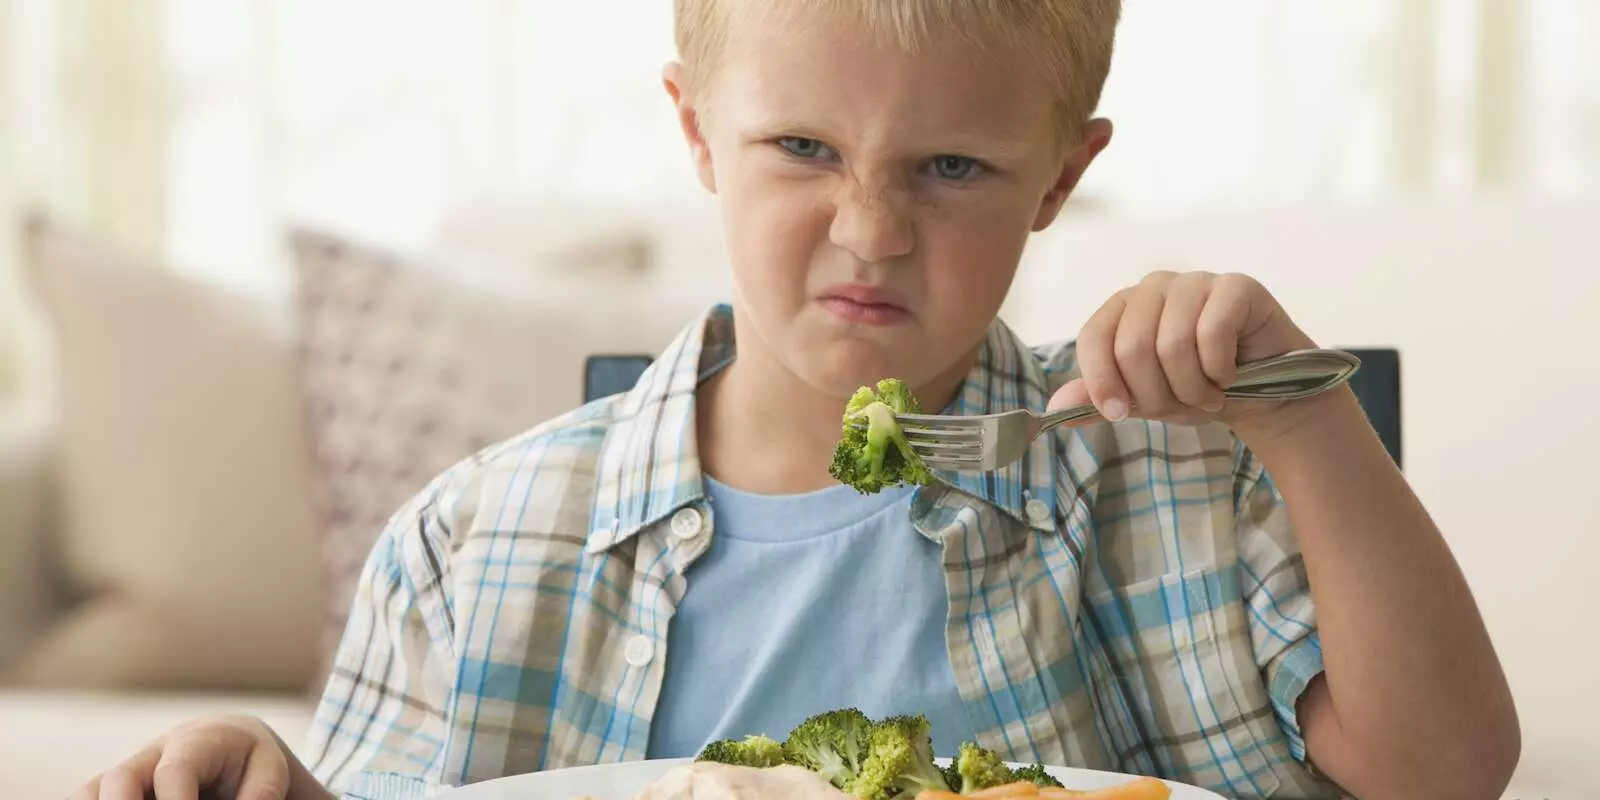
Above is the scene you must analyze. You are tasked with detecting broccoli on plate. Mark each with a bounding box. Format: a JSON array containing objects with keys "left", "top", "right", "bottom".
[
  {"left": 844, "top": 714, "right": 952, "bottom": 799},
  {"left": 951, "top": 741, "right": 1015, "bottom": 793},
  {"left": 694, "top": 734, "right": 786, "bottom": 768},
  {"left": 1010, "top": 761, "right": 1066, "bottom": 788},
  {"left": 782, "top": 708, "right": 875, "bottom": 789},
  {"left": 691, "top": 710, "right": 1078, "bottom": 797}
]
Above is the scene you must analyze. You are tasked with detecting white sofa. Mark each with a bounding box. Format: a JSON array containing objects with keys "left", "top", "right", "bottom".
[{"left": 1, "top": 197, "right": 1595, "bottom": 798}]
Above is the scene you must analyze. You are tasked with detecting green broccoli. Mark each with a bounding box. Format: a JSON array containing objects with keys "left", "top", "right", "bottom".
[
  {"left": 941, "top": 760, "right": 962, "bottom": 792},
  {"left": 695, "top": 734, "right": 786, "bottom": 768},
  {"left": 953, "top": 741, "right": 1015, "bottom": 793},
  {"left": 829, "top": 378, "right": 934, "bottom": 495},
  {"left": 782, "top": 708, "right": 875, "bottom": 789},
  {"left": 845, "top": 714, "right": 951, "bottom": 799},
  {"left": 1010, "top": 763, "right": 1065, "bottom": 788}
]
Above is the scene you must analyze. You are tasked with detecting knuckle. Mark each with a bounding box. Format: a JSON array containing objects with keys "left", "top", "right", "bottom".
[
  {"left": 72, "top": 774, "right": 103, "bottom": 799},
  {"left": 1156, "top": 330, "right": 1196, "bottom": 360},
  {"left": 1075, "top": 333, "right": 1114, "bottom": 366},
  {"left": 1113, "top": 333, "right": 1154, "bottom": 365},
  {"left": 1086, "top": 377, "right": 1123, "bottom": 402},
  {"left": 1171, "top": 382, "right": 1210, "bottom": 406},
  {"left": 1195, "top": 315, "right": 1232, "bottom": 342},
  {"left": 153, "top": 755, "right": 197, "bottom": 778},
  {"left": 1219, "top": 271, "right": 1260, "bottom": 293}
]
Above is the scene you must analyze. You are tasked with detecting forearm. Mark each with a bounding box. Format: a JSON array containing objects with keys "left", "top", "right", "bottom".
[{"left": 1234, "top": 388, "right": 1519, "bottom": 798}]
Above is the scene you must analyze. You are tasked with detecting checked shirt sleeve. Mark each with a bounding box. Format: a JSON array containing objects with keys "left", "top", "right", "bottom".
[
  {"left": 302, "top": 481, "right": 464, "bottom": 800},
  {"left": 1233, "top": 445, "right": 1327, "bottom": 764}
]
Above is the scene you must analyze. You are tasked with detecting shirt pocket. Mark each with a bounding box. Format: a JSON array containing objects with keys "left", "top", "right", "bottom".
[{"left": 1084, "top": 565, "right": 1285, "bottom": 798}]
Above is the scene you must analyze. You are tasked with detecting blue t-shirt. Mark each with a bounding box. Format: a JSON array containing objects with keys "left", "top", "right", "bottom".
[{"left": 647, "top": 477, "right": 977, "bottom": 759}]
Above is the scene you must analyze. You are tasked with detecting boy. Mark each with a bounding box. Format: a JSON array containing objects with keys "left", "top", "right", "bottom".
[{"left": 78, "top": 2, "right": 1518, "bottom": 799}]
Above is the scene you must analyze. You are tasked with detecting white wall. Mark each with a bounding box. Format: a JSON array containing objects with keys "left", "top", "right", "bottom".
[
  {"left": 1005, "top": 195, "right": 1600, "bottom": 795},
  {"left": 0, "top": 0, "right": 19, "bottom": 397}
]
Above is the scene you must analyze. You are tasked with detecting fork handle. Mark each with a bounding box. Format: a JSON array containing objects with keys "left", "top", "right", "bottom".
[{"left": 1038, "top": 348, "right": 1362, "bottom": 431}]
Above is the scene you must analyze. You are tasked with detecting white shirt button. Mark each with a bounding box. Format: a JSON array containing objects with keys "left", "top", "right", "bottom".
[
  {"left": 624, "top": 635, "right": 654, "bottom": 667},
  {"left": 670, "top": 507, "right": 704, "bottom": 540},
  {"left": 1025, "top": 498, "right": 1051, "bottom": 524},
  {"left": 585, "top": 520, "right": 619, "bottom": 554}
]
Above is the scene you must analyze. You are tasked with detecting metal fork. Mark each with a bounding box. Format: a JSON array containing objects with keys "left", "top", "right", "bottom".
[{"left": 897, "top": 348, "right": 1362, "bottom": 472}]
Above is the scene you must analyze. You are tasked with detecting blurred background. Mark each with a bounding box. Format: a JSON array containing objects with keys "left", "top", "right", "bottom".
[{"left": 0, "top": 1, "right": 1595, "bottom": 797}]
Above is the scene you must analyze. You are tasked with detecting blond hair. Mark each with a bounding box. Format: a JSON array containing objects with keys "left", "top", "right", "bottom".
[{"left": 674, "top": 0, "right": 1120, "bottom": 137}]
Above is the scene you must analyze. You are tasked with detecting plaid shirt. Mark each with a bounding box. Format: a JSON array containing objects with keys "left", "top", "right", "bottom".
[{"left": 306, "top": 304, "right": 1344, "bottom": 800}]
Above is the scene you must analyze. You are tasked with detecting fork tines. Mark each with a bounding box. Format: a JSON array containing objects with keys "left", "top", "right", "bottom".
[{"left": 901, "top": 421, "right": 984, "bottom": 468}]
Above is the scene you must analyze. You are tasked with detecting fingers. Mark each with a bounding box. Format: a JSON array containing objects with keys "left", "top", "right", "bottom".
[
  {"left": 1046, "top": 377, "right": 1091, "bottom": 413},
  {"left": 1195, "top": 272, "right": 1253, "bottom": 387},
  {"left": 70, "top": 774, "right": 101, "bottom": 800},
  {"left": 90, "top": 743, "right": 161, "bottom": 800},
  {"left": 1156, "top": 272, "right": 1227, "bottom": 412},
  {"left": 1074, "top": 290, "right": 1132, "bottom": 420},
  {"left": 233, "top": 741, "right": 293, "bottom": 800},
  {"left": 1078, "top": 270, "right": 1262, "bottom": 423},
  {"left": 70, "top": 775, "right": 96, "bottom": 800},
  {"left": 1113, "top": 273, "right": 1180, "bottom": 417},
  {"left": 77, "top": 716, "right": 294, "bottom": 800}
]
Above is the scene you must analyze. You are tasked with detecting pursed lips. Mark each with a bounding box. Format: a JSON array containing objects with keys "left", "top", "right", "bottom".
[{"left": 816, "top": 283, "right": 911, "bottom": 325}]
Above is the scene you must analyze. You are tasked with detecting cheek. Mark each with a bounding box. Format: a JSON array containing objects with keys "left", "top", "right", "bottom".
[
  {"left": 719, "top": 165, "right": 833, "bottom": 292},
  {"left": 922, "top": 207, "right": 1029, "bottom": 306}
]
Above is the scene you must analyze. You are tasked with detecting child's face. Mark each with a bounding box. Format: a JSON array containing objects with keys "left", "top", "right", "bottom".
[{"left": 668, "top": 8, "right": 1109, "bottom": 399}]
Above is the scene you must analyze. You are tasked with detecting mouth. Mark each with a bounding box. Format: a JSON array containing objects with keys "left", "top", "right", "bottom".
[{"left": 816, "top": 284, "right": 911, "bottom": 326}]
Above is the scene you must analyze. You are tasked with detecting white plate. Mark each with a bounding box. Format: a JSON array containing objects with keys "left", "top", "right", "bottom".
[{"left": 430, "top": 758, "right": 1226, "bottom": 799}]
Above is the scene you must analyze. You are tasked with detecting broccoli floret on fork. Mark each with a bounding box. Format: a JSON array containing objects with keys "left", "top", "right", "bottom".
[{"left": 828, "top": 378, "right": 934, "bottom": 494}]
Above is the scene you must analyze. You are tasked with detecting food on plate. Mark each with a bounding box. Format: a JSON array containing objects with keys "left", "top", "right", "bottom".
[
  {"left": 694, "top": 734, "right": 787, "bottom": 768},
  {"left": 703, "top": 711, "right": 946, "bottom": 799},
  {"left": 946, "top": 742, "right": 1062, "bottom": 793},
  {"left": 588, "top": 761, "right": 851, "bottom": 799},
  {"left": 829, "top": 378, "right": 934, "bottom": 494},
  {"left": 780, "top": 707, "right": 875, "bottom": 786},
  {"left": 912, "top": 776, "right": 1171, "bottom": 799},
  {"left": 677, "top": 708, "right": 1170, "bottom": 799}
]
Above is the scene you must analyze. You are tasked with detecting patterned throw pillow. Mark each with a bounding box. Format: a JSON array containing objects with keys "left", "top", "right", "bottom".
[{"left": 287, "top": 228, "right": 728, "bottom": 675}]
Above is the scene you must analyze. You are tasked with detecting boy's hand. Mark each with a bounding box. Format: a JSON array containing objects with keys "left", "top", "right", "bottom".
[
  {"left": 73, "top": 714, "right": 331, "bottom": 800},
  {"left": 1050, "top": 270, "right": 1321, "bottom": 439}
]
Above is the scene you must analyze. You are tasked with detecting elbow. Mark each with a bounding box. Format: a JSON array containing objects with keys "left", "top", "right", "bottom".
[
  {"left": 1467, "top": 709, "right": 1522, "bottom": 799},
  {"left": 1373, "top": 706, "right": 1522, "bottom": 800},
  {"left": 1456, "top": 685, "right": 1523, "bottom": 798}
]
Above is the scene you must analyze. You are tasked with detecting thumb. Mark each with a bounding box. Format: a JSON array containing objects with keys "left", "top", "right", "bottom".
[{"left": 1047, "top": 377, "right": 1093, "bottom": 412}]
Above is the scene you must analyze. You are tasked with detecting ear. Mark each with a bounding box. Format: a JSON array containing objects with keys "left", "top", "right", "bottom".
[
  {"left": 663, "top": 62, "right": 717, "bottom": 193},
  {"left": 1031, "top": 117, "right": 1113, "bottom": 231}
]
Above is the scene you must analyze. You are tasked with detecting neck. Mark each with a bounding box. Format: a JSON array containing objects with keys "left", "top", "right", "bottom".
[
  {"left": 697, "top": 348, "right": 845, "bottom": 495},
  {"left": 697, "top": 317, "right": 976, "bottom": 496}
]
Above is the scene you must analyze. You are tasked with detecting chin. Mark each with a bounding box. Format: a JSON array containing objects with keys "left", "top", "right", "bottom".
[{"left": 792, "top": 337, "right": 932, "bottom": 398}]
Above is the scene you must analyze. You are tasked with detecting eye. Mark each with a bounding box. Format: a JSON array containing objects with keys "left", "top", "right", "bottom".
[
  {"left": 928, "top": 155, "right": 983, "bottom": 181},
  {"left": 777, "top": 137, "right": 834, "bottom": 160}
]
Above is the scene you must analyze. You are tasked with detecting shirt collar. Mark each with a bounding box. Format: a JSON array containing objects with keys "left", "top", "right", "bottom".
[
  {"left": 585, "top": 305, "right": 1057, "bottom": 554},
  {"left": 929, "top": 317, "right": 1060, "bottom": 532}
]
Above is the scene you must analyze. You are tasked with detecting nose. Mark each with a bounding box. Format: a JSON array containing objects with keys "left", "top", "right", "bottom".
[{"left": 828, "top": 177, "right": 914, "bottom": 263}]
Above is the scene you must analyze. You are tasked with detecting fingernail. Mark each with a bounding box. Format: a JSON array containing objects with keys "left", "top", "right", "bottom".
[
  {"left": 1204, "top": 398, "right": 1226, "bottom": 413},
  {"left": 1102, "top": 398, "right": 1129, "bottom": 421}
]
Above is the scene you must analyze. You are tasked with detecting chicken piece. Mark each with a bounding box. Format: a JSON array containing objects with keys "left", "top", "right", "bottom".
[{"left": 624, "top": 762, "right": 851, "bottom": 800}]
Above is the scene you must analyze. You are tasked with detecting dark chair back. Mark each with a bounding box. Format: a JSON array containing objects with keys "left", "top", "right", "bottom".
[
  {"left": 1340, "top": 348, "right": 1402, "bottom": 468},
  {"left": 582, "top": 347, "right": 1402, "bottom": 468}
]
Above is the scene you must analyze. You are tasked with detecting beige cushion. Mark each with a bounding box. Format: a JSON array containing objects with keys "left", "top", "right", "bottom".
[
  {"left": 13, "top": 216, "right": 323, "bottom": 691},
  {"left": 0, "top": 398, "right": 56, "bottom": 667},
  {"left": 288, "top": 228, "right": 732, "bottom": 671}
]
